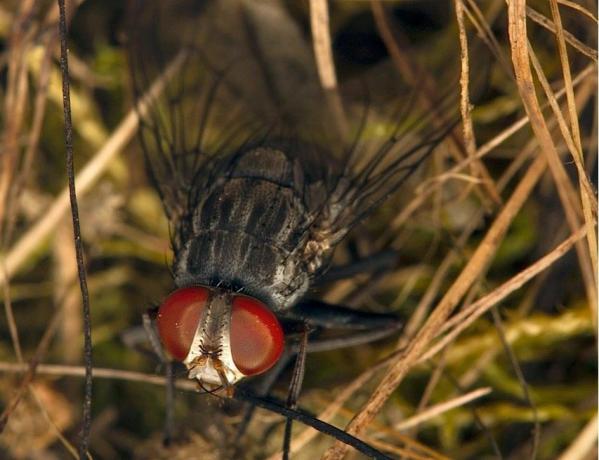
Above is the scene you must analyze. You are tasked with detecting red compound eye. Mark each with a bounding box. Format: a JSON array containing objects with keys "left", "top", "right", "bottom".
[
  {"left": 156, "top": 287, "right": 209, "bottom": 361},
  {"left": 230, "top": 295, "right": 284, "bottom": 376}
]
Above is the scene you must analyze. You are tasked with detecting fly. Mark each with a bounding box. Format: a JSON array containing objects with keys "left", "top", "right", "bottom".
[{"left": 128, "top": 0, "right": 452, "bottom": 450}]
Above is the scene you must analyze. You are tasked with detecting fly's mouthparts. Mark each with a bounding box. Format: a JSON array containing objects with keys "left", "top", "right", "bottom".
[{"left": 185, "top": 353, "right": 242, "bottom": 391}]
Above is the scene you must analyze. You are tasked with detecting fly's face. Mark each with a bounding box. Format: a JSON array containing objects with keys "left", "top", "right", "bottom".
[{"left": 156, "top": 286, "right": 284, "bottom": 388}]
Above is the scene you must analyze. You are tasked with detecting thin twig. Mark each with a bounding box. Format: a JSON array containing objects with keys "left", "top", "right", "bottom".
[
  {"left": 57, "top": 1, "right": 93, "bottom": 456},
  {"left": 0, "top": 362, "right": 392, "bottom": 460}
]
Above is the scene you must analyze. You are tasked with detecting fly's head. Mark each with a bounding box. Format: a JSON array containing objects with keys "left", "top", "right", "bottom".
[{"left": 156, "top": 287, "right": 284, "bottom": 391}]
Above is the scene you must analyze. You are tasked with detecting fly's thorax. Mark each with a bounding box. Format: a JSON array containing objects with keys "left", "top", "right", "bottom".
[{"left": 173, "top": 143, "right": 343, "bottom": 311}]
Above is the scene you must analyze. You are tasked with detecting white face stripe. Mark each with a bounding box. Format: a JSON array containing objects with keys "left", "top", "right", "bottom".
[{"left": 183, "top": 291, "right": 245, "bottom": 386}]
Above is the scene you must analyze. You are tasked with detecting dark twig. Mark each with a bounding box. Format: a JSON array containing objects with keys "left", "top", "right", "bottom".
[
  {"left": 234, "top": 387, "right": 393, "bottom": 460},
  {"left": 57, "top": 1, "right": 93, "bottom": 458}
]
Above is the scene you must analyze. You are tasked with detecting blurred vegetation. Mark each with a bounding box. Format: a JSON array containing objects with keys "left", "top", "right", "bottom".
[{"left": 0, "top": 0, "right": 596, "bottom": 459}]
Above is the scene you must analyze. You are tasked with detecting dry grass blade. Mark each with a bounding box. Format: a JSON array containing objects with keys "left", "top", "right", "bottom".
[
  {"left": 0, "top": 362, "right": 175, "bottom": 387},
  {"left": 309, "top": 0, "right": 347, "bottom": 138},
  {"left": 526, "top": 6, "right": 598, "bottom": 61},
  {"left": 393, "top": 387, "right": 491, "bottom": 431},
  {"left": 0, "top": 1, "right": 34, "bottom": 227},
  {"left": 0, "top": 1, "right": 51, "bottom": 369},
  {"left": 548, "top": 0, "right": 598, "bottom": 286},
  {"left": 29, "top": 388, "right": 79, "bottom": 459},
  {"left": 455, "top": 0, "right": 478, "bottom": 160},
  {"left": 528, "top": 47, "right": 598, "bottom": 284},
  {"left": 322, "top": 132, "right": 550, "bottom": 460},
  {"left": 508, "top": 0, "right": 597, "bottom": 324},
  {"left": 383, "top": 62, "right": 594, "bottom": 243},
  {"left": 558, "top": 0, "right": 598, "bottom": 23},
  {"left": 0, "top": 51, "right": 186, "bottom": 289},
  {"left": 557, "top": 413, "right": 598, "bottom": 460},
  {"left": 370, "top": 0, "right": 501, "bottom": 207},
  {"left": 309, "top": 0, "right": 337, "bottom": 90},
  {"left": 427, "top": 227, "right": 586, "bottom": 360}
]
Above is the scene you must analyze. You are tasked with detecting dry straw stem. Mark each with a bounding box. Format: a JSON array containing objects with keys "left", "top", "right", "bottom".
[
  {"left": 284, "top": 63, "right": 593, "bottom": 457},
  {"left": 382, "top": 62, "right": 593, "bottom": 242},
  {"left": 309, "top": 0, "right": 336, "bottom": 90},
  {"left": 392, "top": 387, "right": 491, "bottom": 431},
  {"left": 28, "top": 387, "right": 79, "bottom": 459},
  {"left": 0, "top": 51, "right": 186, "bottom": 290},
  {"left": 1, "top": 42, "right": 55, "bottom": 369},
  {"left": 370, "top": 0, "right": 501, "bottom": 207},
  {"left": 0, "top": 0, "right": 35, "bottom": 226},
  {"left": 2, "top": 4, "right": 58, "bottom": 377},
  {"left": 547, "top": 0, "right": 598, "bottom": 284},
  {"left": 528, "top": 47, "right": 598, "bottom": 269},
  {"left": 0, "top": 306, "right": 63, "bottom": 431},
  {"left": 455, "top": 0, "right": 477, "bottom": 160},
  {"left": 309, "top": 399, "right": 450, "bottom": 460},
  {"left": 557, "top": 0, "right": 598, "bottom": 23},
  {"left": 0, "top": 362, "right": 444, "bottom": 460},
  {"left": 355, "top": 439, "right": 443, "bottom": 460},
  {"left": 463, "top": 0, "right": 513, "bottom": 76},
  {"left": 556, "top": 413, "right": 598, "bottom": 460},
  {"left": 0, "top": 362, "right": 176, "bottom": 388},
  {"left": 507, "top": 0, "right": 597, "bottom": 322},
  {"left": 301, "top": 395, "right": 450, "bottom": 460},
  {"left": 309, "top": 0, "right": 348, "bottom": 139},
  {"left": 318, "top": 20, "right": 591, "bottom": 452},
  {"left": 421, "top": 226, "right": 585, "bottom": 363},
  {"left": 272, "top": 351, "right": 400, "bottom": 458},
  {"left": 526, "top": 6, "right": 598, "bottom": 61},
  {"left": 321, "top": 116, "right": 556, "bottom": 460}
]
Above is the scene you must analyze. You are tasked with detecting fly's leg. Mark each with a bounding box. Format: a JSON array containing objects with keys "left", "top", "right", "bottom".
[
  {"left": 287, "top": 299, "right": 402, "bottom": 330},
  {"left": 142, "top": 307, "right": 175, "bottom": 446},
  {"left": 283, "top": 323, "right": 308, "bottom": 460},
  {"left": 233, "top": 326, "right": 310, "bottom": 455},
  {"left": 304, "top": 327, "right": 400, "bottom": 352},
  {"left": 284, "top": 299, "right": 402, "bottom": 354},
  {"left": 233, "top": 350, "right": 294, "bottom": 450},
  {"left": 142, "top": 307, "right": 166, "bottom": 361},
  {"left": 316, "top": 249, "right": 398, "bottom": 285},
  {"left": 163, "top": 360, "right": 175, "bottom": 446}
]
